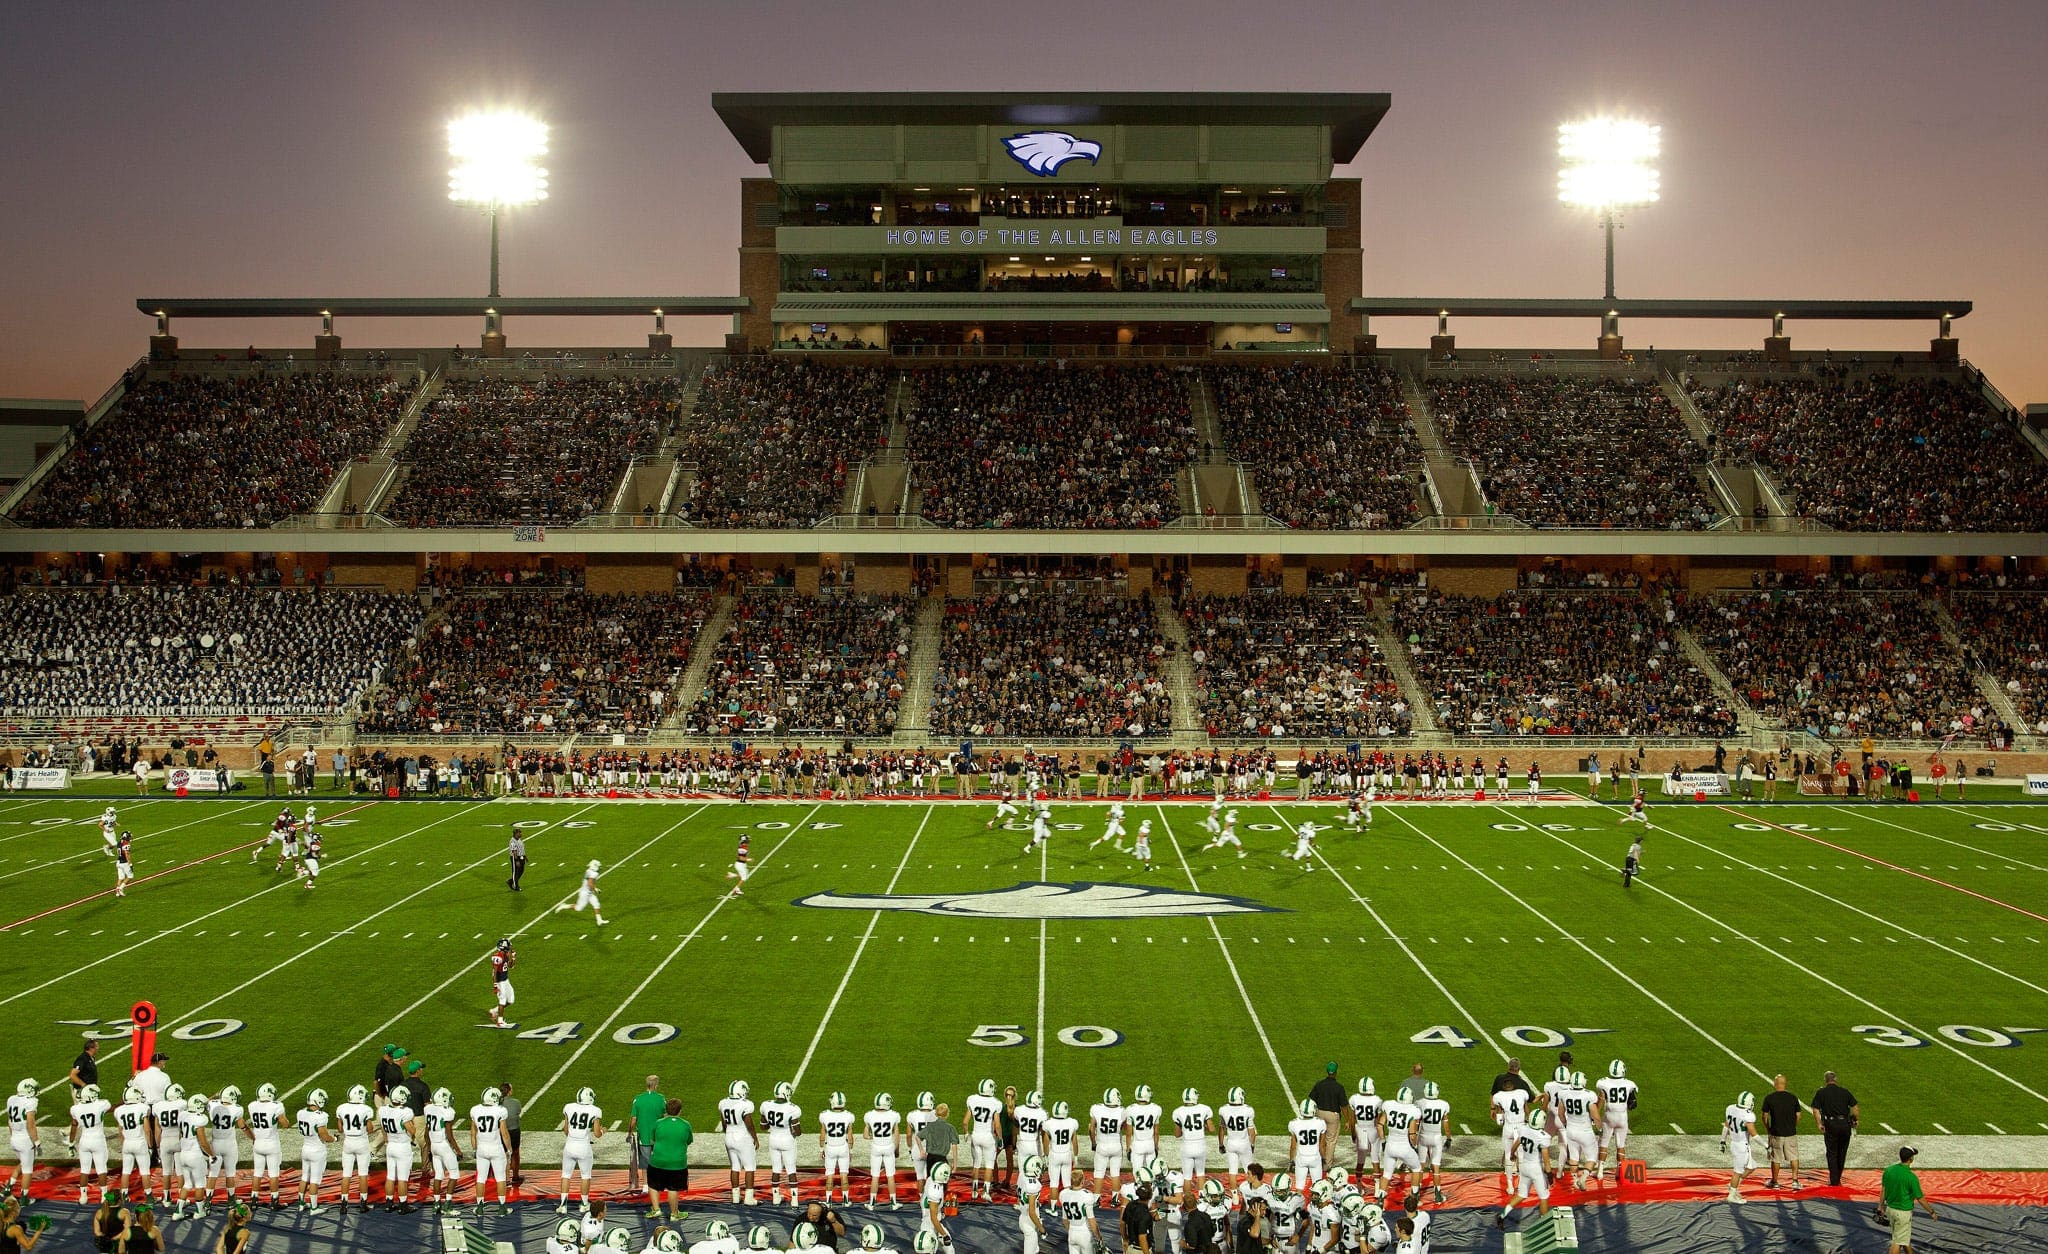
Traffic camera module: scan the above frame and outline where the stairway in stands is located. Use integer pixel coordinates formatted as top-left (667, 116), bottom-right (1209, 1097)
top-left (1152, 597), bottom-right (1207, 738)
top-left (1671, 618), bottom-right (1763, 732)
top-left (1927, 597), bottom-right (2035, 747)
top-left (661, 593), bottom-right (736, 729)
top-left (1369, 607), bottom-right (1441, 735)
top-left (893, 594), bottom-right (947, 740)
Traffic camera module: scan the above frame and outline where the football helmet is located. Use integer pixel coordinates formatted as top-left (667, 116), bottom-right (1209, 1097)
top-left (874, 1092), bottom-right (893, 1111)
top-left (1359, 1076), bottom-right (1376, 1097)
top-left (1051, 1100), bottom-right (1070, 1119)
top-left (1133, 1165), bottom-right (1153, 1187)
top-left (482, 1087), bottom-right (502, 1106)
top-left (256, 1083), bottom-right (278, 1103)
top-left (1298, 1098), bottom-right (1315, 1118)
top-left (555, 1217), bottom-right (581, 1242)
top-left (13, 1079), bottom-right (35, 1099)
top-left (123, 1085), bottom-right (142, 1105)
top-left (1024, 1089), bottom-right (1042, 1108)
top-left (432, 1087), bottom-right (452, 1108)
top-left (80, 1083), bottom-right (101, 1103)
top-left (1553, 1065), bottom-right (1572, 1085)
top-left (656, 1231), bottom-right (687, 1253)
top-left (916, 1090), bottom-right (935, 1112)
top-left (1024, 1154), bottom-right (1045, 1178)
top-left (703, 1221), bottom-right (732, 1241)
top-left (1225, 1086), bottom-right (1246, 1105)
top-left (858, 1223), bottom-right (884, 1250)
top-left (977, 1078), bottom-right (996, 1098)
top-left (220, 1085), bottom-right (242, 1106)
top-left (576, 1086), bottom-right (596, 1106)
top-left (1362, 1203), bottom-right (1385, 1229)
top-left (586, 859), bottom-right (602, 875)
top-left (1571, 1072), bottom-right (1587, 1090)
top-left (1134, 1084), bottom-right (1153, 1104)
top-left (347, 1085), bottom-right (368, 1105)
top-left (774, 1081), bottom-right (794, 1102)
top-left (829, 1091), bottom-right (846, 1110)
top-left (1737, 1091), bottom-right (1755, 1111)
top-left (930, 1162), bottom-right (952, 1185)
top-left (1102, 1087), bottom-right (1122, 1107)
top-left (604, 1228), bottom-right (633, 1251)
top-left (747, 1225), bottom-right (775, 1250)
top-left (186, 1094), bottom-right (209, 1116)
top-left (389, 1085), bottom-right (409, 1108)
top-left (1271, 1171), bottom-right (1294, 1196)
top-left (496, 937), bottom-right (513, 953)
top-left (913, 1233), bottom-right (941, 1254)
top-left (165, 1083), bottom-right (186, 1104)
top-left (1310, 1178), bottom-right (1333, 1204)
top-left (1340, 1193), bottom-right (1367, 1220)
top-left (1422, 1081), bottom-right (1440, 1101)
top-left (307, 1089), bottom-right (327, 1109)
top-left (1201, 1179), bottom-right (1224, 1205)
top-left (1181, 1087), bottom-right (1200, 1105)
top-left (792, 1224), bottom-right (818, 1251)
top-left (1608, 1060), bottom-right (1628, 1079)
top-left (729, 1080), bottom-right (751, 1101)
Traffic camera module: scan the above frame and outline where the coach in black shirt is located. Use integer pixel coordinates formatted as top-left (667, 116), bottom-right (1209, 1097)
top-left (1180, 1198), bottom-right (1217, 1253)
top-left (1121, 1184), bottom-right (1154, 1252)
top-left (1810, 1071), bottom-right (1859, 1186)
top-left (1490, 1058), bottom-right (1535, 1096)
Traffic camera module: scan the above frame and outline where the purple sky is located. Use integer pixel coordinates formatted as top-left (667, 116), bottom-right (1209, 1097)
top-left (2, 0), bottom-right (2042, 404)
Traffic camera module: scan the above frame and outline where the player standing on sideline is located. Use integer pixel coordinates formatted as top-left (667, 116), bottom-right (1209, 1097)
top-left (1090, 802), bottom-right (1126, 851)
top-left (1540, 1064), bottom-right (1572, 1178)
top-left (905, 1092), bottom-right (937, 1191)
top-left (245, 1084), bottom-right (285, 1209)
top-left (379, 1085), bottom-right (421, 1213)
top-left (1171, 1088), bottom-right (1212, 1186)
top-left (1377, 1089), bottom-right (1422, 1199)
top-left (169, 1093), bottom-right (214, 1219)
top-left (1416, 1081), bottom-right (1452, 1202)
top-left (335, 1085), bottom-right (375, 1213)
top-left (470, 1086), bottom-right (512, 1215)
top-left (1055, 1171), bottom-right (1102, 1254)
top-left (761, 1082), bottom-right (801, 1206)
top-left (916, 1162), bottom-right (952, 1250)
top-left (299, 828), bottom-right (322, 890)
top-left (1555, 1073), bottom-right (1601, 1190)
top-left (1128, 820), bottom-right (1154, 871)
top-left (424, 1088), bottom-right (462, 1214)
top-left (1014, 1154), bottom-right (1046, 1254)
top-left (294, 1090), bottom-right (334, 1214)
top-left (1042, 1100), bottom-right (1079, 1194)
top-left (965, 1079), bottom-right (1002, 1202)
top-left (863, 1093), bottom-right (902, 1210)
top-left (1347, 1077), bottom-right (1381, 1181)
top-left (1499, 1119), bottom-right (1552, 1230)
top-left (113, 831), bottom-right (135, 898)
top-left (1721, 1090), bottom-right (1757, 1205)
top-left (1215, 1086), bottom-right (1255, 1187)
top-left (488, 938), bottom-right (518, 1029)
top-left (1287, 819), bottom-right (1321, 871)
top-left (114, 1085), bottom-right (152, 1205)
top-left (1595, 1062), bottom-right (1638, 1183)
top-left (70, 1082), bottom-right (111, 1204)
top-left (206, 1085), bottom-right (245, 1206)
top-left (556, 859), bottom-right (607, 926)
top-left (1126, 1085), bottom-right (1163, 1183)
top-left (1012, 1090), bottom-right (1048, 1192)
top-left (555, 1087), bottom-right (602, 1214)
top-left (818, 1092), bottom-right (854, 1205)
top-left (727, 834), bottom-right (751, 897)
top-left (1087, 1088), bottom-right (1126, 1209)
top-left (1286, 1100), bottom-right (1327, 1185)
top-left (719, 1081), bottom-right (758, 1205)
top-left (1491, 1083), bottom-right (1529, 1192)
top-left (152, 1081), bottom-right (188, 1205)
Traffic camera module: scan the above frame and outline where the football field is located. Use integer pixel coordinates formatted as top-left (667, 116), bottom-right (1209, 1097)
top-left (3, 787), bottom-right (2047, 1153)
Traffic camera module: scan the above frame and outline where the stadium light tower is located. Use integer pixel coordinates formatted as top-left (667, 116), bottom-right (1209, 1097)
top-left (1556, 118), bottom-right (1660, 301)
top-left (447, 110), bottom-right (550, 299)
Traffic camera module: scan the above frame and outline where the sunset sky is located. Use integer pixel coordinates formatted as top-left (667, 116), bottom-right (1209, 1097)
top-left (2, 0), bottom-right (2041, 404)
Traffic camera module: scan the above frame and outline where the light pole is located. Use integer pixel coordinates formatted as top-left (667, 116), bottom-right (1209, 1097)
top-left (447, 111), bottom-right (550, 299)
top-left (1557, 119), bottom-right (1660, 301)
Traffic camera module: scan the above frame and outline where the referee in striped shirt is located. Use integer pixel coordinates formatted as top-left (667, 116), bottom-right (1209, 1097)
top-left (507, 831), bottom-right (527, 892)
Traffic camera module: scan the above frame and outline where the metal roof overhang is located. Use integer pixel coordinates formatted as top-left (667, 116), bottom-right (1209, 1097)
top-left (714, 92), bottom-right (1391, 164)
top-left (137, 297), bottom-right (749, 319)
top-left (774, 292), bottom-right (1329, 324)
top-left (1351, 298), bottom-right (1971, 320)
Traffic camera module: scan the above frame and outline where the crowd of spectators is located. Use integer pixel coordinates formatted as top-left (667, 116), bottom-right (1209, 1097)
top-left (1681, 590), bottom-right (1982, 739)
top-left (1182, 593), bottom-right (1412, 739)
top-left (1393, 589), bottom-right (1734, 737)
top-left (684, 592), bottom-right (911, 737)
top-left (1213, 363), bottom-right (1425, 528)
top-left (0, 586), bottom-right (420, 717)
top-left (385, 374), bottom-right (685, 526)
top-left (906, 364), bottom-right (1200, 528)
top-left (361, 591), bottom-right (708, 737)
top-left (1425, 373), bottom-right (1719, 528)
top-left (16, 372), bottom-right (411, 528)
top-left (681, 359), bottom-right (890, 527)
top-left (1934, 592), bottom-right (2048, 735)
top-left (930, 590), bottom-right (1172, 739)
top-left (1687, 372), bottom-right (2048, 531)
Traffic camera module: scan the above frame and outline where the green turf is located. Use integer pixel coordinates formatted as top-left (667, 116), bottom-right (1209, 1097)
top-left (2, 790), bottom-right (2045, 1143)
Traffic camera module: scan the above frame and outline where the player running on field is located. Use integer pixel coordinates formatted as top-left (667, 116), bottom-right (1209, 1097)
top-left (299, 828), bottom-right (322, 889)
top-left (555, 859), bottom-right (607, 925)
top-left (1621, 787), bottom-right (1651, 825)
top-left (1203, 809), bottom-right (1245, 859)
top-left (1345, 788), bottom-right (1374, 830)
top-left (113, 831), bottom-right (135, 897)
top-left (986, 786), bottom-right (1020, 828)
top-left (1129, 819), bottom-right (1154, 870)
top-left (1022, 802), bottom-right (1053, 855)
top-left (1090, 803), bottom-right (1126, 851)
top-left (1287, 820), bottom-right (1321, 871)
top-left (727, 834), bottom-right (751, 896)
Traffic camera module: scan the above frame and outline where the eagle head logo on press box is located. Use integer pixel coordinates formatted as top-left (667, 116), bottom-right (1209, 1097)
top-left (1003, 131), bottom-right (1102, 177)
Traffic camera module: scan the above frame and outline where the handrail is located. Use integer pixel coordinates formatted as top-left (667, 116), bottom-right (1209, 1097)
top-left (153, 356), bottom-right (421, 377)
top-left (1424, 358), bottom-right (1653, 377)
top-left (0, 358), bottom-right (143, 517)
top-left (443, 356), bottom-right (681, 377)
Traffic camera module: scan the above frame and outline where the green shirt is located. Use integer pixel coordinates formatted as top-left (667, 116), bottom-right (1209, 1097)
top-left (1881, 1162), bottom-right (1923, 1212)
top-left (632, 1091), bottom-right (667, 1144)
top-left (649, 1116), bottom-right (693, 1170)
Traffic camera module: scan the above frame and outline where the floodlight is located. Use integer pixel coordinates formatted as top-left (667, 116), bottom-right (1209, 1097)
top-left (447, 110), bottom-right (550, 298)
top-left (1556, 118), bottom-right (1661, 299)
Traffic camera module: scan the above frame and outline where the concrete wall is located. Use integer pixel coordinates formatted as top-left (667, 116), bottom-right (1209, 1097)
top-left (330, 557), bottom-right (419, 592)
top-left (855, 554), bottom-right (912, 595)
top-left (1187, 555), bottom-right (1247, 596)
top-left (1423, 559), bottom-right (1516, 598)
top-left (584, 556), bottom-right (675, 595)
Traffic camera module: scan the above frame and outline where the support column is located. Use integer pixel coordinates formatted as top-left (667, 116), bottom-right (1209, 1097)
top-left (480, 308), bottom-right (507, 358)
top-left (1428, 311), bottom-right (1455, 361)
top-left (1763, 312), bottom-right (1791, 362)
top-left (1352, 314), bottom-right (1377, 356)
top-left (1930, 313), bottom-right (1959, 364)
top-left (1597, 310), bottom-right (1623, 360)
top-left (648, 308), bottom-right (673, 353)
top-left (314, 310), bottom-right (341, 360)
top-left (149, 310), bottom-right (178, 360)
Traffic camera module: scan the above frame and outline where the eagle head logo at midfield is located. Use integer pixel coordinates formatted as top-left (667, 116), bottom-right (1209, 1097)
top-left (793, 881), bottom-right (1282, 920)
top-left (1003, 131), bottom-right (1102, 177)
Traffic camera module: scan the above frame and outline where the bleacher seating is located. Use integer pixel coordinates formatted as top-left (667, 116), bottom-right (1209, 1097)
top-left (931, 591), bottom-right (1171, 739)
top-left (681, 359), bottom-right (890, 527)
top-left (1687, 371), bottom-right (2048, 531)
top-left (1393, 588), bottom-right (1733, 737)
top-left (1212, 363), bottom-right (1423, 528)
top-left (1426, 372), bottom-right (1719, 528)
top-left (384, 374), bottom-right (684, 526)
top-left (1942, 592), bottom-right (2048, 735)
top-left (685, 592), bottom-right (911, 736)
top-left (1181, 593), bottom-right (1412, 738)
top-left (14, 371), bottom-right (411, 528)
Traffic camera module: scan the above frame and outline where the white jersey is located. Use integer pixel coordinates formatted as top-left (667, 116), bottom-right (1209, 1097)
top-left (1379, 1100), bottom-right (1420, 1144)
top-left (6, 1094), bottom-right (36, 1134)
top-left (1542, 1079), bottom-right (1570, 1124)
top-left (1217, 1101), bottom-right (1255, 1146)
top-left (1348, 1093), bottom-right (1382, 1139)
top-left (760, 1098), bottom-right (800, 1144)
top-left (1417, 1096), bottom-right (1452, 1142)
top-left (1014, 1103), bottom-right (1047, 1152)
top-left (1170, 1103), bottom-right (1212, 1141)
top-left (1722, 1104), bottom-right (1755, 1144)
top-left (152, 1099), bottom-right (183, 1150)
top-left (295, 1109), bottom-right (329, 1148)
top-left (469, 1102), bottom-right (510, 1152)
top-left (209, 1100), bottom-right (245, 1149)
top-left (114, 1100), bottom-right (151, 1149)
top-left (1287, 1116), bottom-right (1325, 1160)
top-left (1490, 1088), bottom-right (1529, 1128)
top-left (819, 1108), bottom-right (854, 1144)
top-left (966, 1092), bottom-right (1002, 1139)
top-left (72, 1097), bottom-right (112, 1141)
top-left (1055, 1186), bottom-right (1095, 1232)
top-left (336, 1101), bottom-right (375, 1144)
top-left (1043, 1114), bottom-right (1080, 1159)
top-left (718, 1097), bottom-right (756, 1137)
top-left (424, 1103), bottom-right (458, 1146)
top-left (1125, 1101), bottom-right (1163, 1148)
top-left (1087, 1103), bottom-right (1125, 1149)
top-left (1557, 1087), bottom-right (1598, 1130)
top-left (247, 1099), bottom-right (286, 1143)
top-left (376, 1104), bottom-right (412, 1145)
top-left (562, 1100), bottom-right (601, 1144)
top-left (1596, 1077), bottom-right (1638, 1122)
top-left (1511, 1124), bottom-right (1552, 1162)
top-left (863, 1108), bottom-right (900, 1146)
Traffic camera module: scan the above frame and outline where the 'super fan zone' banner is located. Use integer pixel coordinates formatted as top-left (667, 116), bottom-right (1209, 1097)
top-left (6, 767), bottom-right (69, 789)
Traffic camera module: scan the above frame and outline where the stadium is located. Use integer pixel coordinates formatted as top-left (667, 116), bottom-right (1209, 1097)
top-left (3, 26), bottom-right (2048, 1254)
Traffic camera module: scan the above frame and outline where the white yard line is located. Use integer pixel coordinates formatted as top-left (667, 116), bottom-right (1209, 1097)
top-left (166, 802), bottom-right (695, 1031)
top-left (526, 805), bottom-right (825, 1109)
top-left (0, 800), bottom-right (270, 888)
top-left (1264, 805), bottom-right (1506, 1061)
top-left (790, 805), bottom-right (934, 1091)
top-left (1036, 831), bottom-right (1049, 1094)
top-left (1910, 809), bottom-right (2048, 871)
top-left (1155, 805), bottom-right (1298, 1111)
top-left (1645, 821), bottom-right (2048, 997)
top-left (1533, 823), bottom-right (2048, 1108)
top-left (1392, 805), bottom-right (1769, 1082)
top-left (285, 799), bottom-right (714, 1101)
